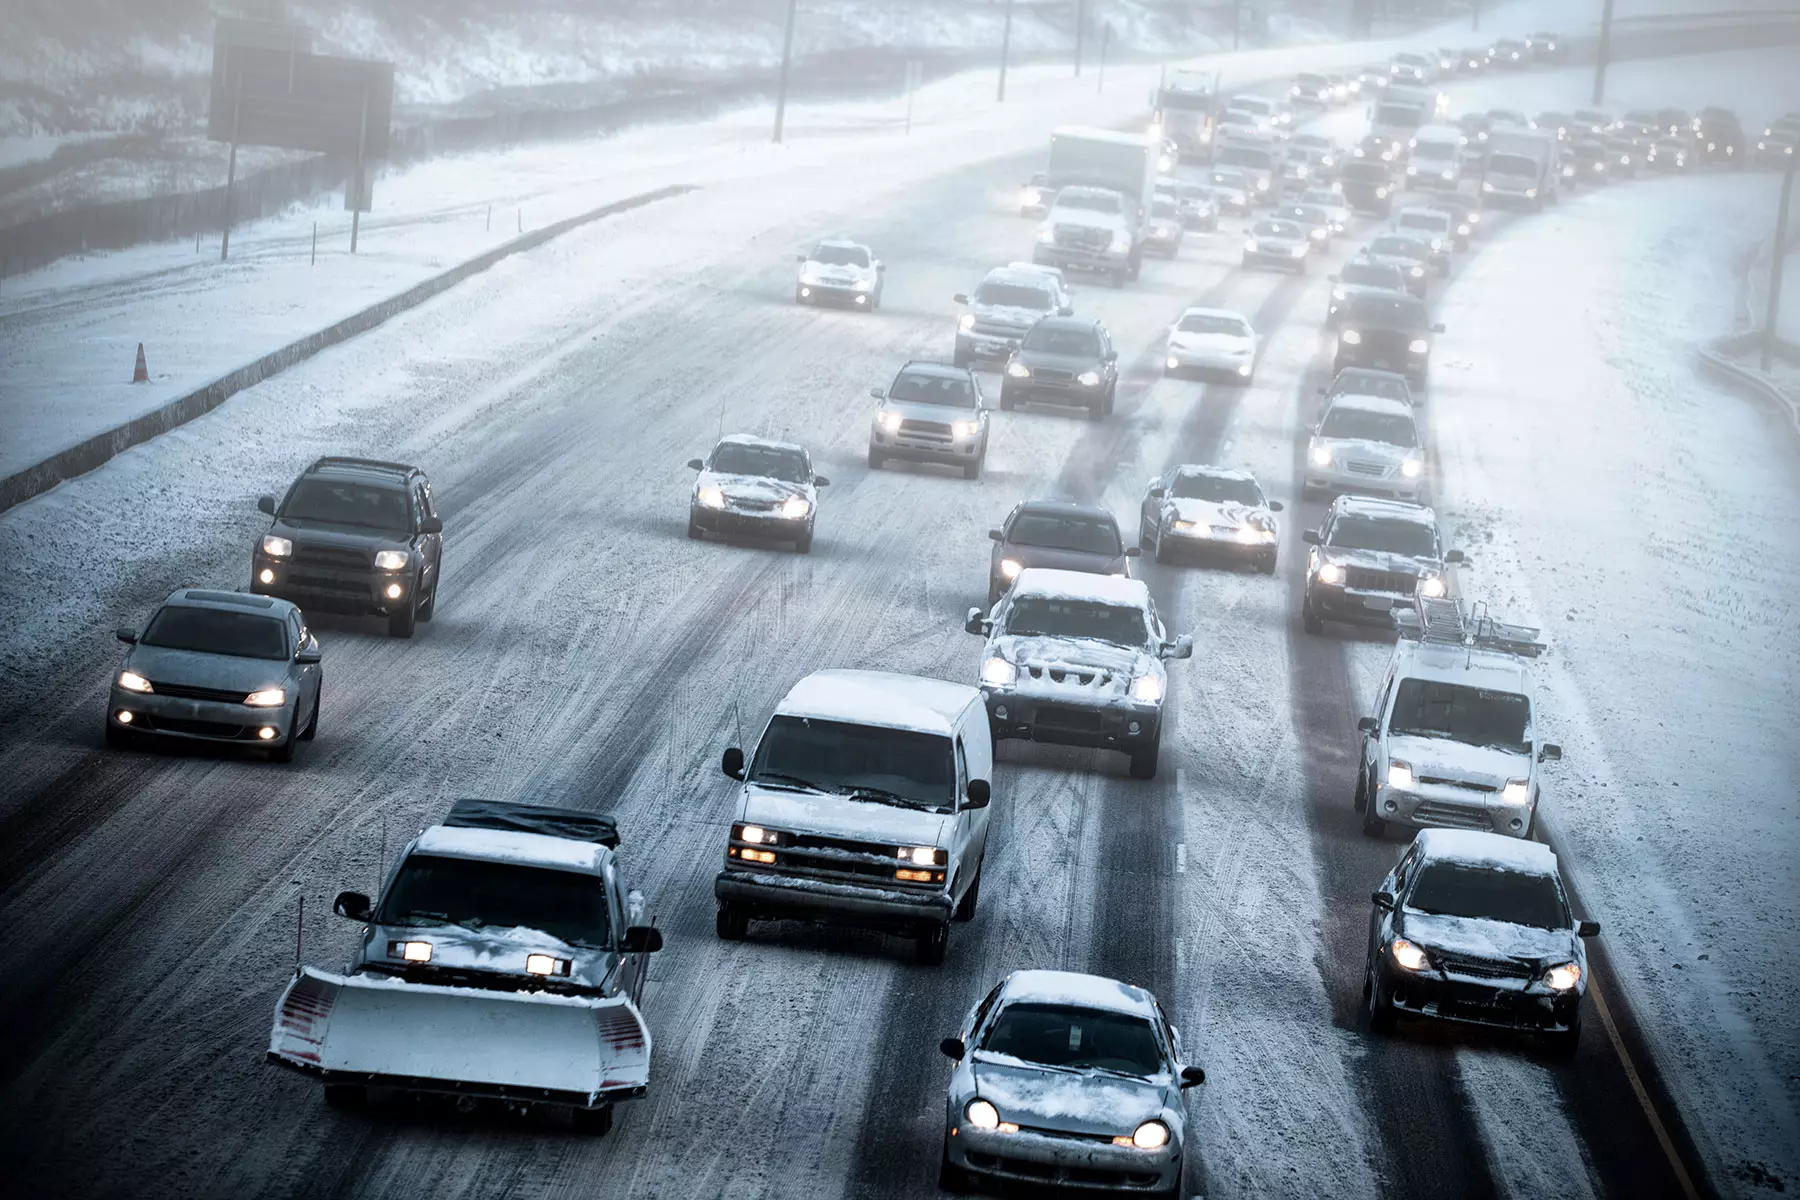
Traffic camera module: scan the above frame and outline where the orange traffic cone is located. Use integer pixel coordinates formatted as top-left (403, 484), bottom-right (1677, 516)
top-left (132, 343), bottom-right (149, 384)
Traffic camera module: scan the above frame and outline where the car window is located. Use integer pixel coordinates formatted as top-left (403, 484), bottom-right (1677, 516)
top-left (378, 855), bottom-right (614, 948)
top-left (1332, 372), bottom-right (1412, 402)
top-left (1176, 314), bottom-right (1251, 337)
top-left (1056, 190), bottom-right (1121, 213)
top-left (1407, 863), bottom-right (1568, 929)
top-left (1342, 262), bottom-right (1403, 288)
top-left (281, 479), bottom-right (411, 531)
top-left (1319, 406), bottom-right (1418, 447)
top-left (750, 716), bottom-right (955, 810)
top-left (141, 606), bottom-right (290, 661)
top-left (982, 1003), bottom-right (1163, 1076)
top-left (1170, 472), bottom-right (1262, 504)
top-left (1005, 598), bottom-right (1149, 649)
top-left (1327, 515), bottom-right (1436, 557)
top-left (1007, 513), bottom-right (1120, 555)
top-left (1398, 213), bottom-right (1445, 233)
top-left (1152, 199), bottom-right (1178, 218)
top-left (1023, 326), bottom-right (1100, 357)
top-left (711, 443), bottom-right (810, 482)
top-left (1345, 294), bottom-right (1428, 329)
top-left (1370, 237), bottom-right (1426, 259)
top-left (1390, 679), bottom-right (1532, 753)
top-left (976, 282), bottom-right (1053, 309)
top-left (812, 245), bottom-right (869, 267)
top-left (889, 372), bottom-right (977, 408)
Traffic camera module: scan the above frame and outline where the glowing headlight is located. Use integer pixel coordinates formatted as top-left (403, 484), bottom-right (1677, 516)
top-left (261, 535), bottom-right (293, 558)
top-left (966, 1099), bottom-right (1000, 1130)
top-left (1409, 266), bottom-right (1424, 278)
top-left (1290, 245), bottom-right (1307, 257)
top-left (1166, 356), bottom-right (1181, 370)
top-left (1543, 962), bottom-right (1582, 991)
top-left (1457, 223), bottom-right (1471, 236)
top-left (780, 497), bottom-right (811, 520)
top-left (902, 845), bottom-right (947, 866)
top-left (958, 313), bottom-right (976, 332)
top-left (1244, 239), bottom-right (1260, 253)
top-left (1503, 779), bottom-right (1531, 805)
top-left (1036, 227), bottom-right (1055, 243)
top-left (1006, 360), bottom-right (1031, 379)
top-left (981, 656), bottom-right (1017, 687)
top-left (1128, 1120), bottom-right (1170, 1150)
top-left (1076, 370), bottom-right (1102, 387)
top-left (740, 824), bottom-right (770, 844)
top-left (697, 486), bottom-right (727, 509)
top-left (1310, 445), bottom-right (1334, 466)
top-left (398, 941), bottom-right (433, 963)
top-left (1417, 575), bottom-right (1446, 598)
top-left (1310, 229), bottom-right (1327, 241)
top-left (374, 549), bottom-right (409, 571)
top-left (1255, 178), bottom-right (1270, 191)
top-left (1387, 761), bottom-right (1415, 788)
top-left (1376, 186), bottom-right (1389, 198)
top-left (1482, 182), bottom-right (1496, 193)
top-left (878, 411), bottom-right (903, 432)
top-left (1020, 187), bottom-right (1041, 206)
top-left (999, 558), bottom-right (1023, 579)
top-left (1109, 232), bottom-right (1131, 252)
top-left (244, 687), bottom-right (287, 707)
top-left (1129, 674), bottom-right (1164, 704)
top-left (952, 420), bottom-right (979, 438)
top-left (1315, 561), bottom-right (1345, 585)
top-left (1408, 338), bottom-right (1430, 355)
top-left (117, 671), bottom-right (153, 694)
top-left (1390, 939), bottom-right (1429, 971)
top-left (1400, 458), bottom-right (1423, 478)
top-left (1340, 329), bottom-right (1362, 345)
top-left (525, 953), bottom-right (570, 976)
top-left (1525, 188), bottom-right (1538, 198)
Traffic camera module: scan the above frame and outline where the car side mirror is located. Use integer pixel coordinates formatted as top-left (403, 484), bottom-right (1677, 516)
top-left (876, 262), bottom-right (886, 272)
top-left (1268, 500), bottom-right (1284, 513)
top-left (1124, 546), bottom-right (1141, 558)
top-left (1103, 349), bottom-right (1118, 363)
top-left (1164, 634), bottom-right (1194, 660)
top-left (813, 475), bottom-right (830, 487)
top-left (1327, 273), bottom-right (1339, 281)
top-left (988, 528), bottom-right (1004, 542)
top-left (334, 891), bottom-right (373, 922)
top-left (1148, 485), bottom-right (1165, 498)
top-left (1371, 890), bottom-right (1396, 910)
top-left (1179, 1065), bottom-right (1207, 1089)
top-left (620, 925), bottom-right (664, 954)
top-left (939, 1036), bottom-right (966, 1060)
top-left (115, 627), bottom-right (138, 644)
top-left (1431, 322), bottom-right (1446, 333)
top-left (795, 253), bottom-right (808, 263)
top-left (1357, 716), bottom-right (1379, 734)
top-left (687, 458), bottom-right (705, 471)
top-left (965, 779), bottom-right (991, 810)
top-left (1302, 529), bottom-right (1322, 545)
top-left (953, 292), bottom-right (969, 305)
top-left (257, 494), bottom-right (277, 516)
top-left (964, 607), bottom-right (990, 636)
top-left (1539, 743), bottom-right (1563, 762)
top-left (870, 387), bottom-right (885, 400)
top-left (295, 644), bottom-right (323, 665)
top-left (722, 747), bottom-right (745, 780)
top-left (419, 515), bottom-right (444, 535)
top-left (1577, 920), bottom-right (1600, 938)
top-left (1445, 549), bottom-right (1466, 564)
top-left (1058, 305), bottom-right (1073, 317)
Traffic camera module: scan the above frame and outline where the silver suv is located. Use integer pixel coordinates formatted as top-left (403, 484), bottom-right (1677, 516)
top-left (868, 361), bottom-right (990, 479)
top-left (953, 267), bottom-right (1072, 367)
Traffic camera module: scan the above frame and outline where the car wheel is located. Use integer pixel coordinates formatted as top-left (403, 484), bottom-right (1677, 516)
top-left (1365, 961), bottom-right (1398, 1033)
top-left (1257, 550), bottom-right (1276, 575)
top-left (916, 922), bottom-right (950, 965)
top-left (952, 348), bottom-right (970, 368)
top-left (1128, 738), bottom-right (1160, 780)
top-left (1110, 269), bottom-right (1127, 289)
top-left (795, 526), bottom-right (814, 554)
top-left (323, 1084), bottom-right (366, 1111)
top-left (1153, 525), bottom-right (1170, 565)
top-left (868, 450), bottom-right (884, 470)
top-left (103, 717), bottom-right (134, 749)
top-left (416, 579), bottom-right (437, 622)
top-left (953, 864), bottom-right (982, 921)
top-left (1361, 806), bottom-right (1388, 838)
top-left (1088, 399), bottom-right (1105, 421)
top-left (300, 689), bottom-right (320, 741)
top-left (686, 515), bottom-right (704, 540)
top-left (1353, 765), bottom-right (1368, 813)
top-left (1546, 1010), bottom-right (1583, 1061)
top-left (268, 725), bottom-right (298, 764)
top-left (962, 459), bottom-right (981, 481)
top-left (571, 1104), bottom-right (615, 1136)
top-left (1303, 600), bottom-right (1325, 636)
top-left (388, 598), bottom-right (418, 639)
top-left (938, 1144), bottom-right (971, 1193)
top-left (715, 902), bottom-right (749, 941)
top-left (1139, 519), bottom-right (1155, 551)
top-left (999, 389), bottom-right (1016, 411)
top-left (1103, 384), bottom-right (1116, 415)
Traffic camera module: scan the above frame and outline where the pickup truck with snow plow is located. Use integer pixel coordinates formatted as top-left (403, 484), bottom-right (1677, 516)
top-left (267, 798), bottom-right (662, 1134)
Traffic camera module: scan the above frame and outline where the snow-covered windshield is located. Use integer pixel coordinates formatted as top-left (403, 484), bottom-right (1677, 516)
top-left (1343, 161), bottom-right (1390, 182)
top-left (141, 607), bottom-right (289, 661)
top-left (1341, 262), bottom-right (1404, 289)
top-left (983, 1003), bottom-right (1162, 1075)
top-left (282, 479), bottom-right (410, 531)
top-left (1005, 598), bottom-right (1149, 648)
top-left (711, 443), bottom-right (809, 482)
top-left (378, 855), bottom-right (613, 948)
top-left (1390, 679), bottom-right (1531, 753)
top-left (1328, 516), bottom-right (1435, 557)
top-left (1486, 153), bottom-right (1537, 176)
top-left (975, 282), bottom-right (1052, 309)
top-left (1170, 473), bottom-right (1262, 504)
top-left (1330, 371), bottom-right (1411, 402)
top-left (1023, 326), bottom-right (1100, 357)
top-left (1252, 220), bottom-right (1303, 240)
top-left (1007, 512), bottom-right (1119, 554)
top-left (888, 371), bottom-right (977, 408)
top-left (811, 244), bottom-right (869, 267)
top-left (1344, 294), bottom-right (1429, 330)
top-left (1319, 407), bottom-right (1417, 446)
top-left (1370, 236), bottom-right (1428, 260)
top-left (1056, 189), bottom-right (1122, 213)
top-left (1408, 863), bottom-right (1567, 930)
top-left (1218, 145), bottom-right (1278, 169)
top-left (1176, 313), bottom-right (1250, 337)
top-left (750, 716), bottom-right (954, 809)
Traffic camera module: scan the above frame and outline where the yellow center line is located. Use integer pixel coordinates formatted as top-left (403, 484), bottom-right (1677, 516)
top-left (1588, 972), bottom-right (1700, 1200)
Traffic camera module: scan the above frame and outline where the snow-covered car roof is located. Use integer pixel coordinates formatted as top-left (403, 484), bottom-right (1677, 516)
top-left (1324, 392), bottom-right (1415, 419)
top-left (1178, 305), bottom-right (1253, 325)
top-left (1397, 638), bottom-right (1534, 692)
top-left (895, 360), bottom-right (976, 383)
top-left (777, 669), bottom-right (976, 737)
top-left (1333, 494), bottom-right (1436, 524)
top-left (1415, 829), bottom-right (1559, 876)
top-left (412, 824), bottom-right (610, 874)
top-left (1010, 568), bottom-right (1150, 609)
top-left (1052, 125), bottom-right (1153, 147)
top-left (1005, 262), bottom-right (1067, 284)
top-left (999, 969), bottom-right (1158, 1019)
top-left (714, 433), bottom-right (807, 454)
top-left (984, 266), bottom-right (1055, 288)
top-left (1174, 464), bottom-right (1259, 484)
top-left (811, 238), bottom-right (872, 254)
top-left (1397, 206), bottom-right (1452, 224)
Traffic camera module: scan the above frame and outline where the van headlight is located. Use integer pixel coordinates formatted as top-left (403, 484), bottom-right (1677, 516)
top-left (1310, 445), bottom-right (1334, 466)
top-left (1502, 779), bottom-right (1531, 805)
top-left (1076, 370), bottom-right (1102, 387)
top-left (1109, 232), bottom-right (1131, 252)
top-left (1408, 338), bottom-right (1430, 354)
top-left (1543, 962), bottom-right (1582, 991)
top-left (261, 535), bottom-right (293, 558)
top-left (374, 549), bottom-right (410, 571)
top-left (1006, 360), bottom-right (1031, 379)
top-left (981, 656), bottom-right (1017, 687)
top-left (1376, 186), bottom-right (1389, 198)
top-left (901, 845), bottom-right (949, 866)
top-left (1130, 674), bottom-right (1164, 704)
top-left (780, 497), bottom-right (812, 519)
top-left (877, 410), bottom-right (902, 432)
top-left (958, 313), bottom-right (976, 332)
top-left (952, 420), bottom-right (979, 438)
top-left (1387, 760), bottom-right (1415, 788)
top-left (1401, 457), bottom-right (1423, 478)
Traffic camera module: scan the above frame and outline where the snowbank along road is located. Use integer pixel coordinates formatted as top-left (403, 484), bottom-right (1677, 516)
top-left (0, 28), bottom-right (1797, 1200)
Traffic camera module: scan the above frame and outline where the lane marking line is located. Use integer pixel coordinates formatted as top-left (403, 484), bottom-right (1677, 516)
top-left (1176, 843), bottom-right (1187, 874)
top-left (1588, 975), bottom-right (1701, 1200)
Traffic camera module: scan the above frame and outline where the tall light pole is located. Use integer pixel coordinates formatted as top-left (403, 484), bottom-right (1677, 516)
top-left (1233, 0), bottom-right (1243, 51)
top-left (1074, 0), bottom-right (1086, 77)
top-left (772, 0), bottom-right (798, 143)
top-left (1764, 149), bottom-right (1796, 373)
top-left (997, 0), bottom-right (1014, 102)
top-left (1592, 0), bottom-right (1616, 106)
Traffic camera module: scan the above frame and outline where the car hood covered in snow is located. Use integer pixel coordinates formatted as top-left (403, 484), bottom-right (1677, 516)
top-left (697, 470), bottom-right (812, 507)
top-left (1387, 734), bottom-right (1528, 790)
top-left (970, 1052), bottom-right (1171, 1137)
top-left (358, 921), bottom-right (615, 991)
top-left (1311, 436), bottom-right (1412, 466)
top-left (1399, 909), bottom-right (1579, 969)
top-left (987, 633), bottom-right (1157, 702)
top-left (738, 784), bottom-right (953, 844)
top-left (1167, 498), bottom-right (1273, 532)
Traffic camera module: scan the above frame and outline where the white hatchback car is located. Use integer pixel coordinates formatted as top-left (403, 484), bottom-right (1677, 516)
top-left (1164, 307), bottom-right (1257, 382)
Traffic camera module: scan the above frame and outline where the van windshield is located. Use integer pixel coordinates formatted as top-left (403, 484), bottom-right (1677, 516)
top-left (750, 716), bottom-right (955, 810)
top-left (1390, 679), bottom-right (1532, 753)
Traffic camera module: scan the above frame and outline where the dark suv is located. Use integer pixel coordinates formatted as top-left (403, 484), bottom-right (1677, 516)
top-left (1000, 317), bottom-right (1120, 420)
top-left (986, 499), bottom-right (1137, 605)
top-left (1332, 291), bottom-right (1444, 389)
top-left (252, 457), bottom-right (444, 638)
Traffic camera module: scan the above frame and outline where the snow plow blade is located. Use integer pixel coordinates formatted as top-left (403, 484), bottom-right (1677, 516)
top-left (267, 967), bottom-right (650, 1108)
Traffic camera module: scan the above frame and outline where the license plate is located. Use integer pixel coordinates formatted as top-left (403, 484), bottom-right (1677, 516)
top-left (1372, 359), bottom-right (1392, 368)
top-left (1361, 596), bottom-right (1393, 611)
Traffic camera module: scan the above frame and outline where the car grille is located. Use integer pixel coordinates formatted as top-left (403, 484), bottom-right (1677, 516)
top-left (729, 496), bottom-right (780, 513)
top-left (1035, 705), bottom-right (1103, 731)
top-left (148, 681), bottom-right (251, 704)
top-left (1023, 664), bottom-right (1111, 686)
top-left (287, 572), bottom-right (369, 596)
top-left (137, 716), bottom-right (250, 738)
top-left (972, 322), bottom-right (1030, 338)
top-left (1418, 774), bottom-right (1498, 792)
top-left (1345, 459), bottom-right (1392, 477)
top-left (1343, 566), bottom-right (1416, 593)
top-left (1412, 800), bottom-right (1489, 829)
top-left (768, 833), bottom-right (939, 887)
top-left (1032, 368), bottom-right (1075, 387)
top-left (1441, 956), bottom-right (1534, 982)
top-left (291, 545), bottom-right (370, 571)
top-left (963, 1153), bottom-right (1159, 1189)
top-left (897, 419), bottom-right (953, 443)
top-left (1053, 224), bottom-right (1111, 250)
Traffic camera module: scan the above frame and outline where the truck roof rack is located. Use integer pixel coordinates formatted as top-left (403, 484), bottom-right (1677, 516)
top-left (1394, 593), bottom-right (1545, 658)
top-left (443, 798), bottom-right (620, 849)
top-left (309, 456), bottom-right (417, 478)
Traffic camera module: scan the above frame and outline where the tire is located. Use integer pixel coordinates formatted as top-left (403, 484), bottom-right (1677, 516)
top-left (868, 450), bottom-right (884, 470)
top-left (1129, 738), bottom-right (1160, 780)
top-left (715, 902), bottom-right (748, 941)
top-left (686, 517), bottom-right (704, 540)
top-left (1257, 550), bottom-right (1276, 575)
top-left (1353, 766), bottom-right (1368, 813)
top-left (323, 1084), bottom-right (366, 1111)
top-left (916, 922), bottom-right (949, 965)
top-left (953, 865), bottom-right (982, 921)
top-left (938, 1146), bottom-right (971, 1193)
top-left (1110, 269), bottom-right (1127, 289)
top-left (387, 596), bottom-right (418, 639)
top-left (300, 689), bottom-right (320, 741)
top-left (1103, 385), bottom-right (1116, 415)
top-left (952, 348), bottom-right (970, 368)
top-left (571, 1105), bottom-right (615, 1136)
top-left (1361, 806), bottom-right (1389, 837)
top-left (1088, 400), bottom-right (1105, 421)
top-left (1139, 519), bottom-right (1155, 551)
top-left (795, 288), bottom-right (807, 305)
top-left (1546, 1010), bottom-right (1582, 1061)
top-left (962, 459), bottom-right (981, 481)
top-left (1365, 962), bottom-right (1398, 1033)
top-left (795, 526), bottom-right (813, 554)
top-left (1303, 600), bottom-right (1325, 636)
top-left (1153, 525), bottom-right (1170, 565)
top-left (268, 725), bottom-right (297, 763)
top-left (999, 389), bottom-right (1016, 411)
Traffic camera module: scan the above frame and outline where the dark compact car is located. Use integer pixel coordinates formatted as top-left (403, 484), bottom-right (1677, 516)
top-left (108, 588), bottom-right (322, 761)
top-left (1327, 260), bottom-right (1409, 327)
top-left (252, 457), bottom-right (444, 639)
top-left (1302, 495), bottom-right (1463, 634)
top-left (688, 434), bottom-right (828, 553)
top-left (1339, 160), bottom-right (1397, 215)
top-left (1001, 317), bottom-right (1120, 421)
top-left (1333, 291), bottom-right (1444, 389)
top-left (1696, 108), bottom-right (1744, 164)
top-left (986, 499), bottom-right (1137, 605)
top-left (1366, 830), bottom-right (1599, 1058)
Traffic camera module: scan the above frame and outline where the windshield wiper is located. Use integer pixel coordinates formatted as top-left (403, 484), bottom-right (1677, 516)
top-left (1074, 1063), bottom-right (1151, 1082)
top-left (392, 910), bottom-right (452, 927)
top-left (843, 786), bottom-right (941, 812)
top-left (751, 772), bottom-right (830, 793)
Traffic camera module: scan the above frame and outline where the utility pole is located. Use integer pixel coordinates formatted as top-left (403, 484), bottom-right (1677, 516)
top-left (1233, 0), bottom-right (1243, 51)
top-left (1074, 0), bottom-right (1086, 77)
top-left (1473, 0), bottom-right (1482, 33)
top-left (1592, 0), bottom-right (1616, 106)
top-left (772, 0), bottom-right (798, 143)
top-left (997, 0), bottom-right (1014, 103)
top-left (1764, 149), bottom-right (1796, 373)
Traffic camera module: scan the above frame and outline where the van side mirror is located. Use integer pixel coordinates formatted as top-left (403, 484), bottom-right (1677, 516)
top-left (295, 643), bottom-right (323, 665)
top-left (1577, 920), bottom-right (1600, 938)
top-left (869, 388), bottom-right (885, 400)
top-left (964, 607), bottom-right (990, 636)
top-left (940, 1036), bottom-right (966, 1060)
top-left (965, 779), bottom-right (991, 810)
top-left (420, 515), bottom-right (444, 535)
top-left (621, 925), bottom-right (664, 954)
top-left (1163, 634), bottom-right (1194, 660)
top-left (813, 475), bottom-right (830, 488)
top-left (1539, 743), bottom-right (1563, 762)
top-left (1179, 1065), bottom-right (1207, 1089)
top-left (1268, 500), bottom-right (1284, 513)
top-left (1431, 322), bottom-right (1446, 333)
top-left (115, 627), bottom-right (138, 644)
top-left (334, 891), bottom-right (373, 922)
top-left (722, 747), bottom-right (745, 780)
top-left (1371, 890), bottom-right (1396, 910)
top-left (1302, 529), bottom-right (1322, 545)
top-left (687, 458), bottom-right (705, 471)
top-left (953, 292), bottom-right (969, 305)
top-left (1445, 549), bottom-right (1466, 564)
top-left (988, 528), bottom-right (1004, 542)
top-left (1124, 546), bottom-right (1141, 558)
top-left (1357, 716), bottom-right (1379, 734)
top-left (257, 494), bottom-right (277, 515)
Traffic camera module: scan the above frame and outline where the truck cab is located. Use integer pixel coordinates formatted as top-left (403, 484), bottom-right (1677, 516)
top-left (1033, 127), bottom-right (1156, 287)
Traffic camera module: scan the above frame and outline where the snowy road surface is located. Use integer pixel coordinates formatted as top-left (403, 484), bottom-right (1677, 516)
top-left (2, 31), bottom-right (1799, 1200)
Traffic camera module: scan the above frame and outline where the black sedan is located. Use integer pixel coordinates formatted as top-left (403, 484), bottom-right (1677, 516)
top-left (1000, 317), bottom-right (1120, 420)
top-left (1332, 291), bottom-right (1443, 390)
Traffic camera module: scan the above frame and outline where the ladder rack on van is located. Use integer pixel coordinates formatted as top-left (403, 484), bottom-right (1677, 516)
top-left (1393, 593), bottom-right (1545, 658)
